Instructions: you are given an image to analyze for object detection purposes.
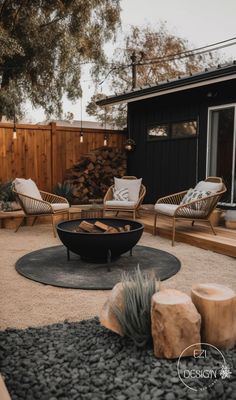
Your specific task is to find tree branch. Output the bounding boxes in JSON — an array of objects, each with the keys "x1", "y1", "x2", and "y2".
[
  {"x1": 39, "y1": 15, "x2": 66, "y2": 29},
  {"x1": 0, "y1": 0, "x2": 9, "y2": 19}
]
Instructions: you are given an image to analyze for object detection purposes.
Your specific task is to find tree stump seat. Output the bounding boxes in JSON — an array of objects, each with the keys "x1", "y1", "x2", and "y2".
[
  {"x1": 151, "y1": 289, "x2": 201, "y2": 359},
  {"x1": 191, "y1": 283, "x2": 236, "y2": 349}
]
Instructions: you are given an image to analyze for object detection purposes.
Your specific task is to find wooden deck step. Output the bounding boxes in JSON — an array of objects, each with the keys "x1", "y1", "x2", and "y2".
[{"x1": 135, "y1": 213, "x2": 236, "y2": 258}]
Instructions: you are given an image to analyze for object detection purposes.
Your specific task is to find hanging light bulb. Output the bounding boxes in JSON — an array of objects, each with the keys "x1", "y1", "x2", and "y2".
[
  {"x1": 80, "y1": 95, "x2": 84, "y2": 143},
  {"x1": 13, "y1": 110, "x2": 17, "y2": 140},
  {"x1": 103, "y1": 134, "x2": 108, "y2": 146},
  {"x1": 103, "y1": 106, "x2": 108, "y2": 146}
]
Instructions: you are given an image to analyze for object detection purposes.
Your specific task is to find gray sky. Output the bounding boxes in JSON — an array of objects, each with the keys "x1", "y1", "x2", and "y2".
[{"x1": 26, "y1": 0, "x2": 236, "y2": 122}]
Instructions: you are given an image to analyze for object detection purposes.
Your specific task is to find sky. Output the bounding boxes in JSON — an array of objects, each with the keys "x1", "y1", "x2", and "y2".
[{"x1": 26, "y1": 0, "x2": 236, "y2": 123}]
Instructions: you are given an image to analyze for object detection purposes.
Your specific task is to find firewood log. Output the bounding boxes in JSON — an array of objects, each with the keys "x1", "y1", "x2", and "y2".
[{"x1": 79, "y1": 221, "x2": 96, "y2": 232}]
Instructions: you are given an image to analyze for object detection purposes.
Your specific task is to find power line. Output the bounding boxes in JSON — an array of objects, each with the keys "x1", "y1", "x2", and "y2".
[
  {"x1": 137, "y1": 41, "x2": 236, "y2": 67},
  {"x1": 142, "y1": 36, "x2": 236, "y2": 63},
  {"x1": 98, "y1": 38, "x2": 236, "y2": 85}
]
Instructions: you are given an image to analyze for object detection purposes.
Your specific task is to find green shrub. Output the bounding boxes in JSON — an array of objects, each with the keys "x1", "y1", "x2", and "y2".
[
  {"x1": 112, "y1": 265, "x2": 159, "y2": 347},
  {"x1": 53, "y1": 182, "x2": 73, "y2": 204},
  {"x1": 0, "y1": 180, "x2": 16, "y2": 210}
]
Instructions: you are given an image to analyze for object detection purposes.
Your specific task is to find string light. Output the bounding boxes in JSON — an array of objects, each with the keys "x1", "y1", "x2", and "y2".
[
  {"x1": 103, "y1": 107, "x2": 108, "y2": 146},
  {"x1": 103, "y1": 134, "x2": 108, "y2": 146},
  {"x1": 13, "y1": 110, "x2": 17, "y2": 140},
  {"x1": 80, "y1": 96, "x2": 84, "y2": 143}
]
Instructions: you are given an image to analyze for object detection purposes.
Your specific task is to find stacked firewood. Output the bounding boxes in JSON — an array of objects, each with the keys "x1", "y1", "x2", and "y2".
[
  {"x1": 74, "y1": 220, "x2": 131, "y2": 234},
  {"x1": 64, "y1": 146, "x2": 127, "y2": 204}
]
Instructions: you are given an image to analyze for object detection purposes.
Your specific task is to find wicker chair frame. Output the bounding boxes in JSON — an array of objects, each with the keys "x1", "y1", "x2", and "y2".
[
  {"x1": 12, "y1": 187, "x2": 69, "y2": 237},
  {"x1": 154, "y1": 177, "x2": 227, "y2": 246},
  {"x1": 103, "y1": 176, "x2": 146, "y2": 220}
]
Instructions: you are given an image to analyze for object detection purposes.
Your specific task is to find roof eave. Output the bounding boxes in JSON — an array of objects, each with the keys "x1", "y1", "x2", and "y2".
[{"x1": 96, "y1": 63, "x2": 236, "y2": 107}]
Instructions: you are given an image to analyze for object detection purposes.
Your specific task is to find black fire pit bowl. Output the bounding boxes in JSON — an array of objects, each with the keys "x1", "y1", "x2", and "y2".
[{"x1": 57, "y1": 218, "x2": 144, "y2": 263}]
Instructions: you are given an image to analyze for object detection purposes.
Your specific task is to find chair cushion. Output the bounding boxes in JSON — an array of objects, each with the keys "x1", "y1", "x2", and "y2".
[
  {"x1": 154, "y1": 204, "x2": 179, "y2": 216},
  {"x1": 113, "y1": 187, "x2": 129, "y2": 201},
  {"x1": 180, "y1": 189, "x2": 212, "y2": 205},
  {"x1": 52, "y1": 203, "x2": 69, "y2": 212},
  {"x1": 105, "y1": 200, "x2": 136, "y2": 208},
  {"x1": 14, "y1": 178, "x2": 42, "y2": 200},
  {"x1": 155, "y1": 203, "x2": 208, "y2": 218},
  {"x1": 194, "y1": 180, "x2": 222, "y2": 192},
  {"x1": 114, "y1": 177, "x2": 142, "y2": 202}
]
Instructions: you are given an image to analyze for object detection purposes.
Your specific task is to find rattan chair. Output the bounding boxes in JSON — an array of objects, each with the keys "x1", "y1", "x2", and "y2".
[
  {"x1": 154, "y1": 177, "x2": 226, "y2": 246},
  {"x1": 13, "y1": 184, "x2": 69, "y2": 237},
  {"x1": 104, "y1": 176, "x2": 146, "y2": 219}
]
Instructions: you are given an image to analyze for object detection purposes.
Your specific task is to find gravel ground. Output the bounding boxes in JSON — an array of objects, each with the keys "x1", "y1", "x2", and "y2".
[{"x1": 0, "y1": 318, "x2": 235, "y2": 400}]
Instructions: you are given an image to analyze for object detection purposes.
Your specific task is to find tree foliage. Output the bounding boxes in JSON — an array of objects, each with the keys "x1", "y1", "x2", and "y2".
[
  {"x1": 87, "y1": 23, "x2": 221, "y2": 128},
  {"x1": 0, "y1": 0, "x2": 121, "y2": 120}
]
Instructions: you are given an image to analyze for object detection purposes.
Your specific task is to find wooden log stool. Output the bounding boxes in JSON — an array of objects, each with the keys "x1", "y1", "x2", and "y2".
[
  {"x1": 151, "y1": 289, "x2": 201, "y2": 359},
  {"x1": 191, "y1": 283, "x2": 236, "y2": 350}
]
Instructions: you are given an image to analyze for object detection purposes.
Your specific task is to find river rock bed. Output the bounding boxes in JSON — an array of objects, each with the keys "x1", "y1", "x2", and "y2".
[{"x1": 0, "y1": 318, "x2": 235, "y2": 400}]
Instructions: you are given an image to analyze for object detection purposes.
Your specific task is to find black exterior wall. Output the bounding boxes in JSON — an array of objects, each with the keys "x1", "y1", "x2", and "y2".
[{"x1": 127, "y1": 79, "x2": 236, "y2": 203}]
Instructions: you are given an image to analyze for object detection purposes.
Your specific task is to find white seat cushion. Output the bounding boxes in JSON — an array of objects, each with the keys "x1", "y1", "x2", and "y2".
[
  {"x1": 194, "y1": 180, "x2": 222, "y2": 192},
  {"x1": 52, "y1": 203, "x2": 69, "y2": 212},
  {"x1": 14, "y1": 178, "x2": 42, "y2": 200},
  {"x1": 114, "y1": 177, "x2": 142, "y2": 202},
  {"x1": 155, "y1": 203, "x2": 207, "y2": 218},
  {"x1": 105, "y1": 200, "x2": 136, "y2": 207},
  {"x1": 154, "y1": 204, "x2": 179, "y2": 216}
]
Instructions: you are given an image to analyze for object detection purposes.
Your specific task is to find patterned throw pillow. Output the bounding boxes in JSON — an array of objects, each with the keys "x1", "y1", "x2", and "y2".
[
  {"x1": 113, "y1": 187, "x2": 129, "y2": 201},
  {"x1": 180, "y1": 189, "x2": 212, "y2": 209}
]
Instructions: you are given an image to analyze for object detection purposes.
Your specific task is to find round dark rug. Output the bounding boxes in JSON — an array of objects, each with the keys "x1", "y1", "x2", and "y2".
[{"x1": 15, "y1": 245, "x2": 181, "y2": 290}]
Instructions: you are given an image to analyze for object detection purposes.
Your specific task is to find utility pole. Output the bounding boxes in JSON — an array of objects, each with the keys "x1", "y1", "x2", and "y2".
[{"x1": 131, "y1": 51, "x2": 137, "y2": 90}]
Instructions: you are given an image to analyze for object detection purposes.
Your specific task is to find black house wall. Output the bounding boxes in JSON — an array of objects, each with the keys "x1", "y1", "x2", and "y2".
[{"x1": 127, "y1": 79, "x2": 236, "y2": 203}]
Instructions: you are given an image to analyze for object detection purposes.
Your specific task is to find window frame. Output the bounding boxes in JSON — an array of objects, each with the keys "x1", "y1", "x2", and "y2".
[{"x1": 147, "y1": 118, "x2": 198, "y2": 142}]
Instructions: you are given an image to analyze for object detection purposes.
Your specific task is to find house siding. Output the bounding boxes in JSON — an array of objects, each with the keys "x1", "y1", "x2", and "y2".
[{"x1": 127, "y1": 79, "x2": 236, "y2": 203}]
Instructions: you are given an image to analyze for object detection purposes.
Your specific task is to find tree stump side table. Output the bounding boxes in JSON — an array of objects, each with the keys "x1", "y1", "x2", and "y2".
[
  {"x1": 191, "y1": 283, "x2": 236, "y2": 350},
  {"x1": 69, "y1": 205, "x2": 104, "y2": 220}
]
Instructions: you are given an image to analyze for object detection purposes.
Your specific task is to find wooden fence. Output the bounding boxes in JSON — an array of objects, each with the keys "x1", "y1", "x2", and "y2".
[{"x1": 0, "y1": 122, "x2": 126, "y2": 191}]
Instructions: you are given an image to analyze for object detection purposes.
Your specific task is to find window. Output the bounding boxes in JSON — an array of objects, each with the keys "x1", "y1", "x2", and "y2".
[
  {"x1": 147, "y1": 119, "x2": 197, "y2": 141},
  {"x1": 172, "y1": 120, "x2": 197, "y2": 138},
  {"x1": 147, "y1": 124, "x2": 169, "y2": 140}
]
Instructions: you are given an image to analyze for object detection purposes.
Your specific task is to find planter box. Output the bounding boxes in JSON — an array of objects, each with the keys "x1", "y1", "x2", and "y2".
[
  {"x1": 209, "y1": 208, "x2": 222, "y2": 227},
  {"x1": 224, "y1": 210, "x2": 236, "y2": 229},
  {"x1": 225, "y1": 220, "x2": 236, "y2": 229}
]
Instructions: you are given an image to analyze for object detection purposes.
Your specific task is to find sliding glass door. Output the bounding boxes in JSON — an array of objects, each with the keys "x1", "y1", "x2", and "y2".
[{"x1": 207, "y1": 104, "x2": 236, "y2": 206}]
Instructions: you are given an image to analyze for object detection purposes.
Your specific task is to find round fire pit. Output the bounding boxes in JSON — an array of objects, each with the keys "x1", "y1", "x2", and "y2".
[{"x1": 57, "y1": 218, "x2": 144, "y2": 262}]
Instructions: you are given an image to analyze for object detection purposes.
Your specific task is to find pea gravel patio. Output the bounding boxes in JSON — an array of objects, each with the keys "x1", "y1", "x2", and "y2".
[{"x1": 0, "y1": 224, "x2": 235, "y2": 330}]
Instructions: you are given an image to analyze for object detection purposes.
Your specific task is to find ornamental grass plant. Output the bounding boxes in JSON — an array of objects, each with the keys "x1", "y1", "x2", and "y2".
[{"x1": 112, "y1": 265, "x2": 159, "y2": 347}]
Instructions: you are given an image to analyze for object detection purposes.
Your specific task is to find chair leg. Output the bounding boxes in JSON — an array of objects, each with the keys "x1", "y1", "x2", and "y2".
[
  {"x1": 51, "y1": 215, "x2": 57, "y2": 237},
  {"x1": 172, "y1": 218, "x2": 176, "y2": 246},
  {"x1": 15, "y1": 217, "x2": 25, "y2": 232},
  {"x1": 32, "y1": 216, "x2": 38, "y2": 226},
  {"x1": 153, "y1": 213, "x2": 157, "y2": 235},
  {"x1": 208, "y1": 219, "x2": 217, "y2": 235},
  {"x1": 133, "y1": 210, "x2": 136, "y2": 220},
  {"x1": 115, "y1": 211, "x2": 119, "y2": 217},
  {"x1": 192, "y1": 220, "x2": 195, "y2": 226}
]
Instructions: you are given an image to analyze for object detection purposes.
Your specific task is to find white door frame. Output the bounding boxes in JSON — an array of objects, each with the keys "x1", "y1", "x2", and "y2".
[{"x1": 206, "y1": 103, "x2": 236, "y2": 205}]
